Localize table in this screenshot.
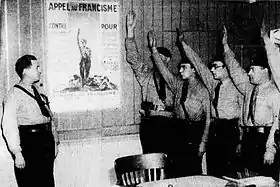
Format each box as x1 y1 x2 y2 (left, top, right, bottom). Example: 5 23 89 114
137 175 278 187
137 175 228 187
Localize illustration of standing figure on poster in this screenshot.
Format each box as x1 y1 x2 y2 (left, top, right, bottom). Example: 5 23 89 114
46 1 120 112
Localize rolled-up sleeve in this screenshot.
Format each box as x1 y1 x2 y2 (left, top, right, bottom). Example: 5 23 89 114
1 91 21 154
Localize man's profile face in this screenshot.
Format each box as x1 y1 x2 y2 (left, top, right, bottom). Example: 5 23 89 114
248 65 267 85
24 60 41 82
210 61 226 80
179 63 194 80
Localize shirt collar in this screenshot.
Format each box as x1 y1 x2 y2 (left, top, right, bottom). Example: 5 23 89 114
221 77 231 85
256 80 272 90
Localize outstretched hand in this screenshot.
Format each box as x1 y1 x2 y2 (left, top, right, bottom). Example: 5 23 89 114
261 19 269 38
126 11 136 31
176 28 184 43
222 26 228 45
148 30 156 48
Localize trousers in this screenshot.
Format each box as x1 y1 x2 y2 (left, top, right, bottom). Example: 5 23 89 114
241 127 279 181
207 118 240 178
14 123 55 187
168 119 205 178
140 115 173 155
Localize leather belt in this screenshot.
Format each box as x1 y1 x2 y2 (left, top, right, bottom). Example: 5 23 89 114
19 122 52 133
149 110 174 118
214 118 239 123
242 126 271 134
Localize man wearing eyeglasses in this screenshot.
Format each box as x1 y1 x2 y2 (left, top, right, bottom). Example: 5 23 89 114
222 25 280 180
177 29 243 178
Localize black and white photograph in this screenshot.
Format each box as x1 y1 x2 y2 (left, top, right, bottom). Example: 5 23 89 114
0 0 280 186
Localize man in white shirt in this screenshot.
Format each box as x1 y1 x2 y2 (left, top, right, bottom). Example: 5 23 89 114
223 26 280 180
2 55 59 187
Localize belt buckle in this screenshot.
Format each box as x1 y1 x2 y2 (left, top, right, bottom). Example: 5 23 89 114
31 129 37 133
245 127 251 133
257 127 264 133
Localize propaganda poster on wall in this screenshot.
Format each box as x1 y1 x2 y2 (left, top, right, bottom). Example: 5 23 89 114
46 0 120 112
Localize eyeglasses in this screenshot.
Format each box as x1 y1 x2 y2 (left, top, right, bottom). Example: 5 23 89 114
211 65 224 70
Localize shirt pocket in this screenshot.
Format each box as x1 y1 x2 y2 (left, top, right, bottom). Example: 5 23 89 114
255 96 270 116
255 96 267 109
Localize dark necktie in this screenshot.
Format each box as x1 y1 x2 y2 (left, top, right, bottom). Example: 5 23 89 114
159 76 166 102
248 86 259 125
154 73 166 103
180 81 189 119
32 86 50 117
213 82 222 118
180 81 188 103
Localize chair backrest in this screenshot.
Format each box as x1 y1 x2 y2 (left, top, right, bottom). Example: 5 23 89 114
114 153 169 186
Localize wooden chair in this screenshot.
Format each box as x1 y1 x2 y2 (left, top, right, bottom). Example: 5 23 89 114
114 153 170 186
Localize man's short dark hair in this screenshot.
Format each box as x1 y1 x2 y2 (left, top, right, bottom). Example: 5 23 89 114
178 57 194 69
157 47 172 59
15 54 37 78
